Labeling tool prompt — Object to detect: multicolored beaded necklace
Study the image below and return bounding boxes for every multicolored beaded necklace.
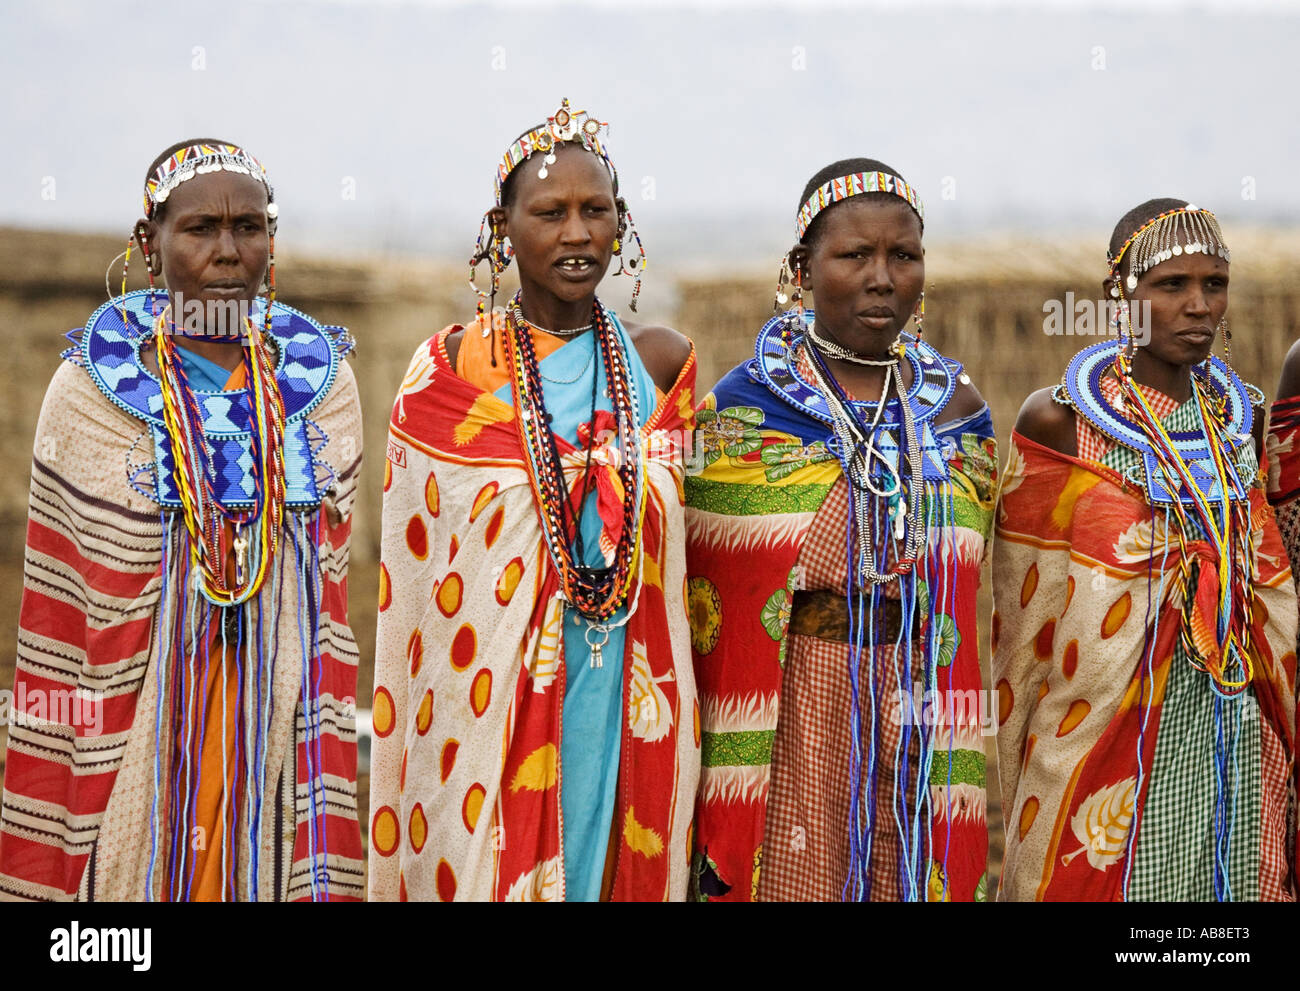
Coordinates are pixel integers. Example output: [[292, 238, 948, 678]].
[[1113, 357, 1256, 695], [502, 294, 647, 629], [154, 308, 288, 605], [1061, 340, 1256, 695]]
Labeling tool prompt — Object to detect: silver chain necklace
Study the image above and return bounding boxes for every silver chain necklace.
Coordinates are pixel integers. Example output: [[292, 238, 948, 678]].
[[512, 298, 594, 339], [802, 343, 927, 585], [807, 323, 902, 366], [539, 340, 596, 385]]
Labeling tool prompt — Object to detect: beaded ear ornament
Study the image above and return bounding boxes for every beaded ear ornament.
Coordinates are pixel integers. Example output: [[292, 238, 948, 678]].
[[469, 98, 648, 334]]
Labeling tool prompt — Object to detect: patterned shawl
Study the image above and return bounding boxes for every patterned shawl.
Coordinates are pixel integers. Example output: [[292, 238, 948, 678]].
[[369, 325, 699, 901], [1268, 395, 1300, 587], [993, 431, 1297, 901], [0, 352, 363, 901], [685, 337, 997, 902]]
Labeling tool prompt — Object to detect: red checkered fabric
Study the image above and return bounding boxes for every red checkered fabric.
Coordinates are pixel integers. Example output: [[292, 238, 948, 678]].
[[1076, 374, 1179, 462], [757, 479, 916, 901]]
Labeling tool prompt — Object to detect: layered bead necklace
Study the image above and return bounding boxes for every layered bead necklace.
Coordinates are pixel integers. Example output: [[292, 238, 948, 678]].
[[802, 329, 927, 583], [503, 293, 648, 650], [1112, 357, 1256, 694], [154, 307, 288, 605]]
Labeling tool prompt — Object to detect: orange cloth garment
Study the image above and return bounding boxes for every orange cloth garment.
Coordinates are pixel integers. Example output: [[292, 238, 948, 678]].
[[456, 311, 666, 406], [456, 312, 566, 391]]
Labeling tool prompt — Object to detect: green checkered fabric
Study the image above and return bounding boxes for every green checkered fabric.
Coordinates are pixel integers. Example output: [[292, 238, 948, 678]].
[[1126, 633, 1261, 901], [1101, 396, 1262, 900]]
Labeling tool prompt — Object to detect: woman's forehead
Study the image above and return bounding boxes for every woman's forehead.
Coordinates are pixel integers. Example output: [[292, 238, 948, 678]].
[[818, 197, 922, 238], [1140, 252, 1229, 281], [509, 145, 614, 203], [163, 170, 268, 213]]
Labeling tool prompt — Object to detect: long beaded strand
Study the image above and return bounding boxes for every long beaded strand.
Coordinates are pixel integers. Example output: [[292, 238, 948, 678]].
[[502, 298, 647, 620], [155, 309, 288, 605], [1114, 366, 1255, 693]]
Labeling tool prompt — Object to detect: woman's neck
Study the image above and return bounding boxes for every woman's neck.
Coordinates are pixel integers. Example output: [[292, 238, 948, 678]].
[[173, 336, 245, 373], [809, 318, 913, 400], [1129, 350, 1194, 404], [517, 293, 597, 336], [163, 299, 247, 373]]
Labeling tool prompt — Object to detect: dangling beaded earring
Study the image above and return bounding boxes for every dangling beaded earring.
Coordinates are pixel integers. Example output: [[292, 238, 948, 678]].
[[1219, 315, 1232, 369], [469, 212, 495, 327], [468, 212, 515, 367], [615, 204, 647, 312], [913, 290, 933, 364], [264, 201, 279, 339], [468, 213, 512, 330], [136, 222, 163, 324], [1107, 279, 1135, 377], [773, 256, 803, 350], [773, 256, 792, 310]]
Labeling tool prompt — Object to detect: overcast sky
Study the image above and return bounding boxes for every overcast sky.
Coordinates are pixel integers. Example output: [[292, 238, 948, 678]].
[[5, 0, 1300, 263]]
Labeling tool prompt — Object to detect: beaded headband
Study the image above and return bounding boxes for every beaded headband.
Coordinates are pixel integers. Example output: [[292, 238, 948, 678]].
[[144, 142, 275, 219], [1109, 204, 1230, 292], [795, 171, 925, 240], [494, 99, 618, 204]]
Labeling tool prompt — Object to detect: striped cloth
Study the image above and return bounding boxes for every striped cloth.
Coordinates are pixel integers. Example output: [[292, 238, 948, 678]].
[[0, 356, 364, 901]]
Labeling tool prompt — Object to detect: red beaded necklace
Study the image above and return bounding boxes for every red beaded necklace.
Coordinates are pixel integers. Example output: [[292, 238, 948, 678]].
[[503, 295, 647, 621]]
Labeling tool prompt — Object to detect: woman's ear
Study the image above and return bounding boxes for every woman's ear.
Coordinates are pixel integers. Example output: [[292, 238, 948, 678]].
[[487, 205, 507, 241], [789, 243, 812, 292], [135, 219, 160, 274], [615, 196, 628, 239]]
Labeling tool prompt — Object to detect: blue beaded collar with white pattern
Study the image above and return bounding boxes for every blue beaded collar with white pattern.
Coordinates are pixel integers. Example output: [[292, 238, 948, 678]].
[[1058, 340, 1256, 505], [68, 290, 349, 510], [752, 309, 959, 484]]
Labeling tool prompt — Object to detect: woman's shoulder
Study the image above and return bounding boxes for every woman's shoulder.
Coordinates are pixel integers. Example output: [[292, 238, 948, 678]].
[[1276, 338, 1300, 402], [1013, 385, 1078, 456], [624, 320, 693, 395]]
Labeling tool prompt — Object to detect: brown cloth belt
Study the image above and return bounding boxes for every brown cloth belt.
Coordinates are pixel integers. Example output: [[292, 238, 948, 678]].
[[788, 588, 913, 643]]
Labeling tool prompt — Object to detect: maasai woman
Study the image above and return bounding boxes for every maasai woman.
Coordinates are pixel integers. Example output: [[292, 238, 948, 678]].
[[687, 159, 998, 902], [995, 199, 1297, 901], [370, 100, 699, 902], [0, 140, 364, 901]]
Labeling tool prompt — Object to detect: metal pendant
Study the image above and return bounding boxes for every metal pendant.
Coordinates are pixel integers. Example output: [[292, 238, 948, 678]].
[[585, 622, 611, 669]]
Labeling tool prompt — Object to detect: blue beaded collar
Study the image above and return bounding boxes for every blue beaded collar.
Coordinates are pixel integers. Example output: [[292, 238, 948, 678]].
[[751, 309, 958, 484], [1059, 340, 1255, 505], [69, 290, 349, 510]]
